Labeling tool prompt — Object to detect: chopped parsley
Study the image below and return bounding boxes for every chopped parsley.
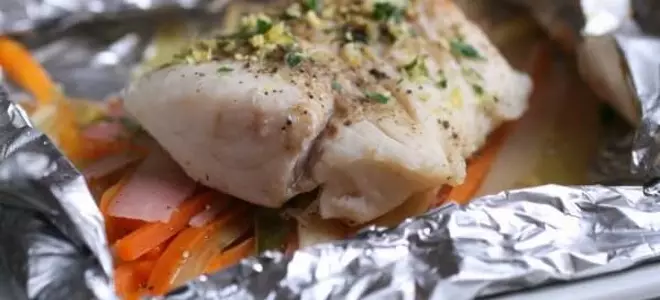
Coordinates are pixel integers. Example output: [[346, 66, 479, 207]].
[[365, 91, 390, 103], [402, 56, 429, 80], [436, 70, 448, 89], [331, 80, 342, 91], [285, 51, 303, 67], [373, 2, 404, 22], [472, 84, 484, 95], [303, 0, 321, 12], [256, 19, 273, 34], [217, 66, 233, 73], [450, 39, 481, 59]]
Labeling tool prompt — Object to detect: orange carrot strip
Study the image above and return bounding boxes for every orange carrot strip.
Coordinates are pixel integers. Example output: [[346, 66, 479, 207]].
[[447, 123, 514, 204], [113, 191, 215, 262], [141, 239, 171, 261], [114, 260, 155, 300], [204, 238, 255, 274], [147, 207, 249, 295], [0, 37, 56, 104], [100, 179, 132, 243]]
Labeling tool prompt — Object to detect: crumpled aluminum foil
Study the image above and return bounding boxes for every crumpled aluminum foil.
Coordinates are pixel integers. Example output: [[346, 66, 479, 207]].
[[0, 87, 113, 300], [153, 184, 660, 300], [3, 0, 660, 299], [0, 0, 208, 35]]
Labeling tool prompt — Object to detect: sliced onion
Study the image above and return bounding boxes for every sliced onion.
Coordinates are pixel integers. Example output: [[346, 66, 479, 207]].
[[82, 121, 125, 141], [188, 195, 233, 228], [82, 151, 143, 180], [147, 208, 251, 294], [107, 146, 196, 222]]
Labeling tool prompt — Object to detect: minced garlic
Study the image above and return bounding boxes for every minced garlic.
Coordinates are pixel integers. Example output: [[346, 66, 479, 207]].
[[341, 43, 363, 67]]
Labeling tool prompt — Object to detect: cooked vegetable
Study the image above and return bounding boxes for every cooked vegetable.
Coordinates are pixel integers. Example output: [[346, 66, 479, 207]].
[[205, 238, 256, 273], [0, 36, 57, 104], [254, 208, 291, 253], [113, 191, 217, 261], [146, 206, 251, 294], [114, 260, 155, 300]]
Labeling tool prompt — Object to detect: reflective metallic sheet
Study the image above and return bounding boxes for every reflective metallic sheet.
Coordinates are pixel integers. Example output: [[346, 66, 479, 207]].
[[0, 87, 113, 300], [2, 0, 660, 300], [156, 184, 660, 300], [0, 0, 208, 35]]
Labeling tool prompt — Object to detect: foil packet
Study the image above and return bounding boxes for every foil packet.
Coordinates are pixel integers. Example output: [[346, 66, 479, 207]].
[[2, 0, 660, 299], [0, 0, 214, 36]]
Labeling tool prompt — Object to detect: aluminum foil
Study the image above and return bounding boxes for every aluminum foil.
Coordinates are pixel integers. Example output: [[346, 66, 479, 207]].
[[0, 0, 209, 35], [0, 87, 113, 300], [154, 184, 660, 300], [3, 0, 660, 300]]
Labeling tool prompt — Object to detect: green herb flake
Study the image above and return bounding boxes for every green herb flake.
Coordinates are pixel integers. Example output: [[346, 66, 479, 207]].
[[256, 19, 273, 34], [373, 2, 403, 22], [285, 51, 303, 67], [472, 84, 484, 95], [365, 92, 390, 103], [254, 208, 291, 254], [331, 80, 342, 91], [436, 79, 447, 89], [401, 56, 429, 80], [303, 0, 321, 12], [450, 39, 481, 59], [217, 66, 234, 73]]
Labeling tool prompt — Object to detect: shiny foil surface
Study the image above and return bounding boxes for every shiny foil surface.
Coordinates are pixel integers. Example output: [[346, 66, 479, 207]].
[[154, 185, 660, 300], [0, 87, 113, 300], [0, 0, 207, 35], [0, 0, 660, 299]]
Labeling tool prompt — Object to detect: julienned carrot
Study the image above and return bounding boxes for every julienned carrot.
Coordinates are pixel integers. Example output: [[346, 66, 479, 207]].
[[205, 238, 256, 274], [142, 239, 171, 261], [114, 260, 155, 300], [113, 191, 216, 262], [447, 123, 514, 204], [0, 36, 57, 104], [147, 206, 249, 295]]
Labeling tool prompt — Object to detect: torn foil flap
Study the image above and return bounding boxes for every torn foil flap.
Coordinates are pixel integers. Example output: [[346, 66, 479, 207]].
[[0, 87, 113, 300]]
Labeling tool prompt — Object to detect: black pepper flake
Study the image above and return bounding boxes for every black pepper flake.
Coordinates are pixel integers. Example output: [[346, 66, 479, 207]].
[[418, 85, 423, 90], [281, 126, 287, 131], [308, 92, 314, 99], [303, 110, 309, 115], [265, 91, 269, 95], [451, 133, 458, 139], [369, 68, 389, 80], [344, 120, 352, 126], [239, 81, 244, 84], [406, 89, 412, 94], [286, 117, 293, 125], [493, 96, 500, 103], [244, 62, 251, 68], [442, 120, 450, 129]]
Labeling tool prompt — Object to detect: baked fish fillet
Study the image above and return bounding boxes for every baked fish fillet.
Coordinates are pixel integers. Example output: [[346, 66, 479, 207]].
[[123, 0, 532, 223]]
